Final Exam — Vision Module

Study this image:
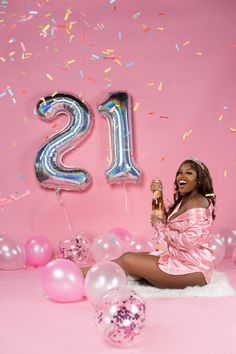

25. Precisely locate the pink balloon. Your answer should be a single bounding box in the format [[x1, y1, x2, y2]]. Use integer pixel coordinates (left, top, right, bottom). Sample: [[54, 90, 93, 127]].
[[109, 227, 133, 252], [91, 233, 124, 262], [0, 235, 25, 270], [25, 235, 53, 267], [210, 234, 225, 265], [40, 258, 84, 303], [84, 261, 127, 305], [128, 238, 154, 253]]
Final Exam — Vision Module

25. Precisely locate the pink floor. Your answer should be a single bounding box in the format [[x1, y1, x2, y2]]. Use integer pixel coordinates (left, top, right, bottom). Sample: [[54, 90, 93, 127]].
[[1, 260, 236, 354]]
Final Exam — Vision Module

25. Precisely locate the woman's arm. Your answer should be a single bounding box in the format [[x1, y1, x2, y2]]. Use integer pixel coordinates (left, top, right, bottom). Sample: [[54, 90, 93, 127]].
[[152, 211, 209, 251]]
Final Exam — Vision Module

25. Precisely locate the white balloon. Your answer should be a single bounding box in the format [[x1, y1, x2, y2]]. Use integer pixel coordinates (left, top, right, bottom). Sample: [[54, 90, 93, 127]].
[[84, 261, 126, 305], [220, 230, 236, 258], [128, 238, 154, 252], [210, 234, 225, 265], [91, 233, 124, 262]]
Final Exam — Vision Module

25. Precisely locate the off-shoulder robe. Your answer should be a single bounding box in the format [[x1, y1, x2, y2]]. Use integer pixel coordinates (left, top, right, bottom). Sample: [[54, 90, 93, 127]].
[[153, 204, 215, 283]]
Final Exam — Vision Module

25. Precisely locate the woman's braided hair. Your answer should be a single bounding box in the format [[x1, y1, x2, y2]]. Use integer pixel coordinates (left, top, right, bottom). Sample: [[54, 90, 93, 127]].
[[167, 159, 216, 220]]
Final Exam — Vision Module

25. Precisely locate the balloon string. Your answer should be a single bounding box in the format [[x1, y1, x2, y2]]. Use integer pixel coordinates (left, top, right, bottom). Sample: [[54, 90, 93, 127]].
[[123, 183, 128, 213], [55, 189, 73, 235]]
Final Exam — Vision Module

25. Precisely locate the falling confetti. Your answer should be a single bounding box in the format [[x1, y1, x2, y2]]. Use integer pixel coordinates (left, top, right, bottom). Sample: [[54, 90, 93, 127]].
[[126, 61, 135, 67], [64, 8, 72, 21], [158, 81, 163, 91], [67, 59, 76, 64], [142, 24, 151, 32], [104, 67, 111, 73], [205, 193, 215, 197], [182, 129, 192, 140], [46, 73, 53, 80], [132, 12, 141, 19], [133, 102, 140, 111], [175, 43, 180, 51]]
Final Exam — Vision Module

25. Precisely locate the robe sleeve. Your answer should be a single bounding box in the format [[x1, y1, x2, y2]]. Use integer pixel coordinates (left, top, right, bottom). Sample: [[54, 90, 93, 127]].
[[153, 209, 209, 251]]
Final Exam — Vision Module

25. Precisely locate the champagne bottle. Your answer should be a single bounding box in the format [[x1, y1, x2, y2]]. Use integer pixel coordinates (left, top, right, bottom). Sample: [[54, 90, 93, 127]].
[[151, 179, 163, 211]]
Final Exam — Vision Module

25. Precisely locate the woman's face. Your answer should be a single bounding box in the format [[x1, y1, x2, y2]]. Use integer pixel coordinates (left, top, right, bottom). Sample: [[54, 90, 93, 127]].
[[176, 163, 198, 195]]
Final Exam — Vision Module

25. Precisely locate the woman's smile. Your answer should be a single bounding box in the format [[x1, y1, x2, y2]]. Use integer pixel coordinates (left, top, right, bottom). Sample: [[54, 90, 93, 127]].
[[176, 163, 198, 194]]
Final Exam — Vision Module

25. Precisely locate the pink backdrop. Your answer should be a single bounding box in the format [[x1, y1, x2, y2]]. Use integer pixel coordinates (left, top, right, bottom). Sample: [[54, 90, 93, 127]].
[[0, 0, 236, 247]]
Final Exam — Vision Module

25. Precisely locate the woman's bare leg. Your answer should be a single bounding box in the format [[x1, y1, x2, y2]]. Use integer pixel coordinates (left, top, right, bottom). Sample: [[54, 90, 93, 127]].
[[81, 252, 207, 289], [113, 252, 207, 289]]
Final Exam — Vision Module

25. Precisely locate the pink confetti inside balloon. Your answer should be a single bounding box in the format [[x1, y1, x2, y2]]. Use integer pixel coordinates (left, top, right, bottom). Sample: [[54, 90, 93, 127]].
[[57, 235, 92, 266], [95, 286, 146, 346]]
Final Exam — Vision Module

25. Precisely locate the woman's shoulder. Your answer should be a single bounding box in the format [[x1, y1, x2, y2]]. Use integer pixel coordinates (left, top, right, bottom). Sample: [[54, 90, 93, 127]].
[[168, 195, 212, 222], [185, 194, 209, 209]]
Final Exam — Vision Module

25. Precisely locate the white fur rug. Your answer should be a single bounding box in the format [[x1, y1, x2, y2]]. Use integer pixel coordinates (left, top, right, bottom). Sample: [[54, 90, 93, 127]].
[[127, 271, 235, 297]]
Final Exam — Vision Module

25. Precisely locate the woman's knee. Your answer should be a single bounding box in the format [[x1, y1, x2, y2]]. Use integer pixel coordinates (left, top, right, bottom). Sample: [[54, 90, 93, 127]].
[[117, 252, 136, 271]]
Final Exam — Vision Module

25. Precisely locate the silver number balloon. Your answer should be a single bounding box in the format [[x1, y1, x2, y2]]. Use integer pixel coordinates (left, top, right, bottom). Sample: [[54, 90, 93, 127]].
[[98, 92, 141, 184], [35, 93, 92, 191]]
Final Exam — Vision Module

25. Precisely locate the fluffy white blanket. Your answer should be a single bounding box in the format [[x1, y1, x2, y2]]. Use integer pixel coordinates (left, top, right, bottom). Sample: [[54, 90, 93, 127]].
[[127, 271, 235, 297]]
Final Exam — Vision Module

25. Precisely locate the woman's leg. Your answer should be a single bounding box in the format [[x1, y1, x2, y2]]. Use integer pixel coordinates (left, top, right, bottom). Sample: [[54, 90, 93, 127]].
[[114, 252, 207, 289], [81, 252, 207, 289], [80, 252, 149, 278]]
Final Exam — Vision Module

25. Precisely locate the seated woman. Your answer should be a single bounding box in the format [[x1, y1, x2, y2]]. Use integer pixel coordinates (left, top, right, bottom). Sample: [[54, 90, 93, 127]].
[[81, 159, 216, 289]]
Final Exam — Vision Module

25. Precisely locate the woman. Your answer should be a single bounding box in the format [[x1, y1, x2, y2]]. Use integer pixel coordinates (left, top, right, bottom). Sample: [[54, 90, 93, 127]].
[[82, 159, 216, 289]]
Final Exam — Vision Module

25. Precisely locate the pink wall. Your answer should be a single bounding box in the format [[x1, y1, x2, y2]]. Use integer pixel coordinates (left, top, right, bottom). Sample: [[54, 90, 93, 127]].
[[0, 0, 236, 247]]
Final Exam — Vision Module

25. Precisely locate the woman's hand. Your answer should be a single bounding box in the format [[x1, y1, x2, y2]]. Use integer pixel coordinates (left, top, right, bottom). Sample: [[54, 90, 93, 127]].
[[150, 178, 163, 193]]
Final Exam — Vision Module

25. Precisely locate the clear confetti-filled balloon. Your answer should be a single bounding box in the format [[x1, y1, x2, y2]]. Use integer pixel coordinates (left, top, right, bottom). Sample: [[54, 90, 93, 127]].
[[95, 286, 146, 346], [57, 235, 92, 266]]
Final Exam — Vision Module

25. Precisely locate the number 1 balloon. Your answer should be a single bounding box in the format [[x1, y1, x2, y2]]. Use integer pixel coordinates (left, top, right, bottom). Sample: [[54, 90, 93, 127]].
[[35, 93, 92, 191], [98, 92, 141, 184]]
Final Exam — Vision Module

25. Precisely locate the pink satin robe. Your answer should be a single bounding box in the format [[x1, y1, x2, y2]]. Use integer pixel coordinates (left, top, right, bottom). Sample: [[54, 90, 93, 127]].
[[153, 204, 215, 283]]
